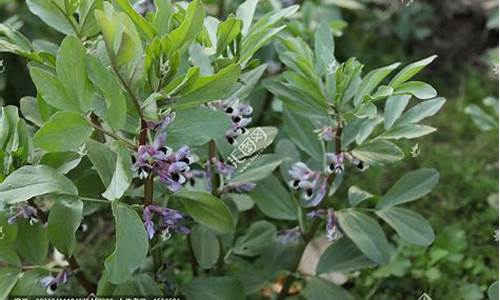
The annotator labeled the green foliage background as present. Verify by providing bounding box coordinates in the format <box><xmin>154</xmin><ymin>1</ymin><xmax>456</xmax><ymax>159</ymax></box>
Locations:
<box><xmin>0</xmin><ymin>0</ymin><xmax>497</xmax><ymax>299</ymax></box>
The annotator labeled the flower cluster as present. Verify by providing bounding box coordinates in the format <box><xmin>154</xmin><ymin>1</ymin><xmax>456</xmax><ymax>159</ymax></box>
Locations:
<box><xmin>211</xmin><ymin>100</ymin><xmax>253</xmax><ymax>144</ymax></box>
<box><xmin>7</xmin><ymin>203</ymin><xmax>39</xmax><ymax>225</ymax></box>
<box><xmin>325</xmin><ymin>153</ymin><xmax>344</xmax><ymax>175</ymax></box>
<box><xmin>314</xmin><ymin>125</ymin><xmax>336</xmax><ymax>141</ymax></box>
<box><xmin>210</xmin><ymin>159</ymin><xmax>256</xmax><ymax>194</ymax></box>
<box><xmin>132</xmin><ymin>133</ymin><xmax>196</xmax><ymax>192</ymax></box>
<box><xmin>307</xmin><ymin>208</ymin><xmax>343</xmax><ymax>241</ymax></box>
<box><xmin>288</xmin><ymin>162</ymin><xmax>327</xmax><ymax>207</ymax></box>
<box><xmin>40</xmin><ymin>269</ymin><xmax>71</xmax><ymax>295</ymax></box>
<box><xmin>143</xmin><ymin>205</ymin><xmax>190</xmax><ymax>240</ymax></box>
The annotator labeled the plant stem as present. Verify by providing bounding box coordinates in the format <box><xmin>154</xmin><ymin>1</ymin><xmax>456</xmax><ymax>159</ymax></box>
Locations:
<box><xmin>90</xmin><ymin>113</ymin><xmax>106</xmax><ymax>143</ymax></box>
<box><xmin>208</xmin><ymin>140</ymin><xmax>220</xmax><ymax>195</ymax></box>
<box><xmin>187</xmin><ymin>237</ymin><xmax>198</xmax><ymax>276</ymax></box>
<box><xmin>277</xmin><ymin>124</ymin><xmax>343</xmax><ymax>300</ymax></box>
<box><xmin>68</xmin><ymin>256</ymin><xmax>97</xmax><ymax>294</ymax></box>
<box><xmin>86</xmin><ymin>119</ymin><xmax>137</xmax><ymax>150</ymax></box>
<box><xmin>28</xmin><ymin>199</ymin><xmax>96</xmax><ymax>293</ymax></box>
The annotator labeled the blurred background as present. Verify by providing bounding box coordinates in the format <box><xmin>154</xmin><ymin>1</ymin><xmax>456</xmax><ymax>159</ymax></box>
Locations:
<box><xmin>0</xmin><ymin>0</ymin><xmax>498</xmax><ymax>299</ymax></box>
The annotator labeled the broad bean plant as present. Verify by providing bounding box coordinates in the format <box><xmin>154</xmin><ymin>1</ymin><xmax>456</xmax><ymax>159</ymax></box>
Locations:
<box><xmin>0</xmin><ymin>0</ymin><xmax>445</xmax><ymax>299</ymax></box>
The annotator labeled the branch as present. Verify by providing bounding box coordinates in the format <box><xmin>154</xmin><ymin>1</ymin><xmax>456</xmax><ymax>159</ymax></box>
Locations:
<box><xmin>28</xmin><ymin>200</ymin><xmax>97</xmax><ymax>294</ymax></box>
<box><xmin>86</xmin><ymin>119</ymin><xmax>137</xmax><ymax>150</ymax></box>
<box><xmin>277</xmin><ymin>124</ymin><xmax>343</xmax><ymax>300</ymax></box>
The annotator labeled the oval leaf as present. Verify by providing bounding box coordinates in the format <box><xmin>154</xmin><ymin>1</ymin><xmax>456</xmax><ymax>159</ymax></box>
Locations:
<box><xmin>105</xmin><ymin>201</ymin><xmax>149</xmax><ymax>284</ymax></box>
<box><xmin>377</xmin><ymin>168</ymin><xmax>439</xmax><ymax>209</ymax></box>
<box><xmin>376</xmin><ymin>207</ymin><xmax>434</xmax><ymax>246</ymax></box>
<box><xmin>337</xmin><ymin>210</ymin><xmax>391</xmax><ymax>265</ymax></box>
<box><xmin>0</xmin><ymin>165</ymin><xmax>78</xmax><ymax>204</ymax></box>
<box><xmin>177</xmin><ymin>191</ymin><xmax>234</xmax><ymax>234</ymax></box>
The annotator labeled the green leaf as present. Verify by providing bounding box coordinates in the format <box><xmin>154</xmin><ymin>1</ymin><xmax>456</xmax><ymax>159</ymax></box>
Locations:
<box><xmin>236</xmin><ymin>0</ymin><xmax>258</xmax><ymax>35</ymax></box>
<box><xmin>40</xmin><ymin>152</ymin><xmax>83</xmax><ymax>175</ymax></box>
<box><xmin>384</xmin><ymin>95</ymin><xmax>411</xmax><ymax>129</ymax></box>
<box><xmin>48</xmin><ymin>195</ymin><xmax>83</xmax><ymax>256</ymax></box>
<box><xmin>376</xmin><ymin>207</ymin><xmax>434</xmax><ymax>246</ymax></box>
<box><xmin>216</xmin><ymin>18</ymin><xmax>242</xmax><ymax>56</ymax></box>
<box><xmin>167</xmin><ymin>107</ymin><xmax>231</xmax><ymax>148</ymax></box>
<box><xmin>102</xmin><ymin>144</ymin><xmax>133</xmax><ymax>201</ymax></box>
<box><xmin>29</xmin><ymin>66</ymin><xmax>78</xmax><ymax>112</ymax></box>
<box><xmin>380</xmin><ymin>124</ymin><xmax>436</xmax><ymax>140</ymax></box>
<box><xmin>466</xmin><ymin>104</ymin><xmax>498</xmax><ymax>131</ymax></box>
<box><xmin>354</xmin><ymin>62</ymin><xmax>400</xmax><ymax>106</ymax></box>
<box><xmin>348</xmin><ymin>185</ymin><xmax>374</xmax><ymax>207</ymax></box>
<box><xmin>303</xmin><ymin>277</ymin><xmax>353</xmax><ymax>300</ymax></box>
<box><xmin>86</xmin><ymin>54</ymin><xmax>127</xmax><ymax>131</ymax></box>
<box><xmin>240</xmin><ymin>26</ymin><xmax>286</xmax><ymax>66</ymax></box>
<box><xmin>316</xmin><ymin>237</ymin><xmax>375</xmax><ymax>274</ymax></box>
<box><xmin>377</xmin><ymin>168</ymin><xmax>439</xmax><ymax>209</ymax></box>
<box><xmin>0</xmin><ymin>212</ymin><xmax>18</xmax><ymax>245</ymax></box>
<box><xmin>337</xmin><ymin>210</ymin><xmax>391</xmax><ymax>265</ymax></box>
<box><xmin>57</xmin><ymin>35</ymin><xmax>94</xmax><ymax>112</ymax></box>
<box><xmin>488</xmin><ymin>281</ymin><xmax>499</xmax><ymax>300</ymax></box>
<box><xmin>113</xmin><ymin>274</ymin><xmax>163</xmax><ymax>295</ymax></box>
<box><xmin>177</xmin><ymin>191</ymin><xmax>234</xmax><ymax>234</ymax></box>
<box><xmin>168</xmin><ymin>0</ymin><xmax>205</xmax><ymax>52</ymax></box>
<box><xmin>115</xmin><ymin>0</ymin><xmax>156</xmax><ymax>40</ymax></box>
<box><xmin>394</xmin><ymin>81</ymin><xmax>437</xmax><ymax>99</ymax></box>
<box><xmin>0</xmin><ymin>244</ymin><xmax>22</xmax><ymax>267</ymax></box>
<box><xmin>105</xmin><ymin>200</ymin><xmax>148</xmax><ymax>284</ymax></box>
<box><xmin>227</xmin><ymin>64</ymin><xmax>267</xmax><ymax>102</ymax></box>
<box><xmin>15</xmin><ymin>220</ymin><xmax>48</xmax><ymax>265</ymax></box>
<box><xmin>314</xmin><ymin>22</ymin><xmax>335</xmax><ymax>76</ymax></box>
<box><xmin>26</xmin><ymin>0</ymin><xmax>75</xmax><ymax>35</ymax></box>
<box><xmin>228</xmin><ymin>154</ymin><xmax>285</xmax><ymax>185</ymax></box>
<box><xmin>183</xmin><ymin>277</ymin><xmax>245</xmax><ymax>300</ymax></box>
<box><xmin>283</xmin><ymin>108</ymin><xmax>323</xmax><ymax>159</ymax></box>
<box><xmin>233</xmin><ymin>220</ymin><xmax>277</xmax><ymax>256</ymax></box>
<box><xmin>0</xmin><ymin>267</ymin><xmax>21</xmax><ymax>299</ymax></box>
<box><xmin>173</xmin><ymin>64</ymin><xmax>241</xmax><ymax>109</ymax></box>
<box><xmin>20</xmin><ymin>96</ymin><xmax>43</xmax><ymax>127</ymax></box>
<box><xmin>10</xmin><ymin>269</ymin><xmax>49</xmax><ymax>295</ymax></box>
<box><xmin>220</xmin><ymin>127</ymin><xmax>278</xmax><ymax>163</ymax></box>
<box><xmin>351</xmin><ymin>139</ymin><xmax>404</xmax><ymax>165</ymax></box>
<box><xmin>86</xmin><ymin>139</ymin><xmax>117</xmax><ymax>187</ymax></box>
<box><xmin>0</xmin><ymin>165</ymin><xmax>78</xmax><ymax>204</ymax></box>
<box><xmin>250</xmin><ymin>175</ymin><xmax>297</xmax><ymax>220</ymax></box>
<box><xmin>397</xmin><ymin>97</ymin><xmax>446</xmax><ymax>125</ymax></box>
<box><xmin>389</xmin><ymin>55</ymin><xmax>437</xmax><ymax>88</ymax></box>
<box><xmin>190</xmin><ymin>225</ymin><xmax>220</xmax><ymax>269</ymax></box>
<box><xmin>34</xmin><ymin>111</ymin><xmax>92</xmax><ymax>152</ymax></box>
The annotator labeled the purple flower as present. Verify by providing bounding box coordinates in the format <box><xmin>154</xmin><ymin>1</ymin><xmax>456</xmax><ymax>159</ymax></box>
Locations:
<box><xmin>40</xmin><ymin>269</ymin><xmax>71</xmax><ymax>295</ymax></box>
<box><xmin>325</xmin><ymin>153</ymin><xmax>344</xmax><ymax>175</ymax></box>
<box><xmin>147</xmin><ymin>111</ymin><xmax>176</xmax><ymax>131</ymax></box>
<box><xmin>7</xmin><ymin>203</ymin><xmax>38</xmax><ymax>225</ymax></box>
<box><xmin>325</xmin><ymin>209</ymin><xmax>342</xmax><ymax>241</ymax></box>
<box><xmin>346</xmin><ymin>153</ymin><xmax>368</xmax><ymax>171</ymax></box>
<box><xmin>223</xmin><ymin>182</ymin><xmax>256</xmax><ymax>194</ymax></box>
<box><xmin>143</xmin><ymin>205</ymin><xmax>190</xmax><ymax>240</ymax></box>
<box><xmin>314</xmin><ymin>125</ymin><xmax>336</xmax><ymax>141</ymax></box>
<box><xmin>132</xmin><ymin>133</ymin><xmax>196</xmax><ymax>192</ymax></box>
<box><xmin>288</xmin><ymin>162</ymin><xmax>327</xmax><ymax>207</ymax></box>
<box><xmin>133</xmin><ymin>0</ymin><xmax>155</xmax><ymax>16</ymax></box>
<box><xmin>278</xmin><ymin>227</ymin><xmax>301</xmax><ymax>244</ymax></box>
<box><xmin>307</xmin><ymin>209</ymin><xmax>343</xmax><ymax>241</ymax></box>
<box><xmin>210</xmin><ymin>100</ymin><xmax>253</xmax><ymax>144</ymax></box>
